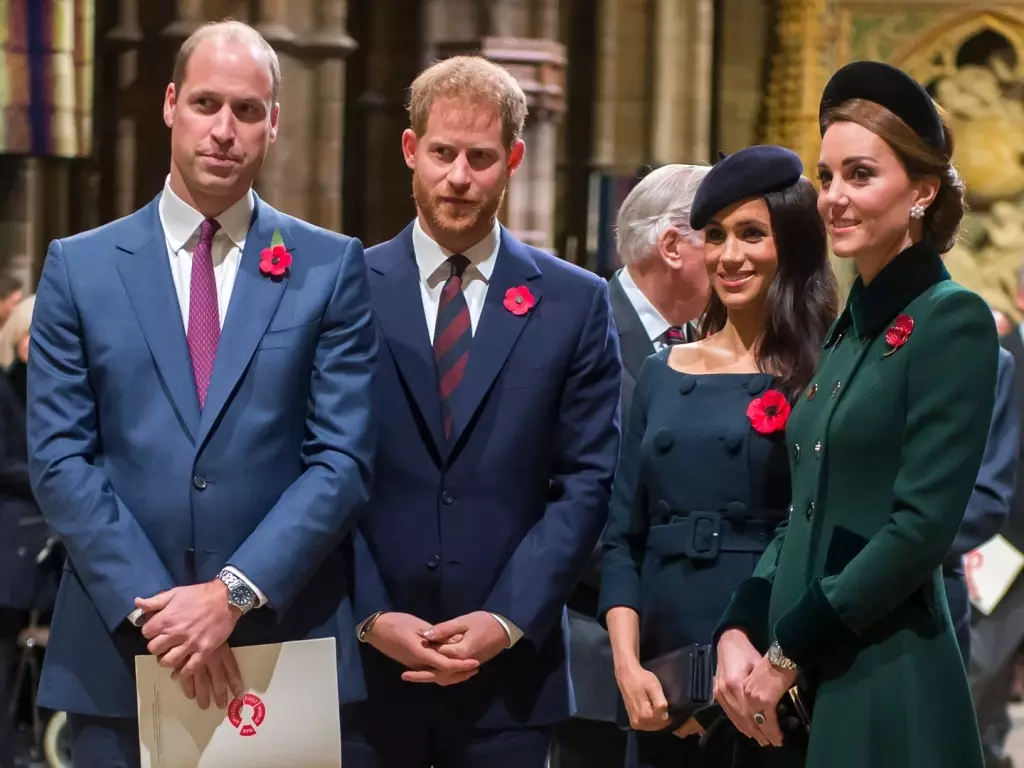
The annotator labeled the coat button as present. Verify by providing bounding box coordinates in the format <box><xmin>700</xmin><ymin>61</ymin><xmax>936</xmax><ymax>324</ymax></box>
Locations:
<box><xmin>787</xmin><ymin>503</ymin><xmax>794</xmax><ymax>515</ymax></box>
<box><xmin>805</xmin><ymin>501</ymin><xmax>815</xmax><ymax>521</ymax></box>
<box><xmin>831</xmin><ymin>381</ymin><xmax>842</xmax><ymax>397</ymax></box>
<box><xmin>793</xmin><ymin>443</ymin><xmax>801</xmax><ymax>463</ymax></box>
<box><xmin>427</xmin><ymin>556</ymin><xmax>439</xmax><ymax>569</ymax></box>
<box><xmin>807</xmin><ymin>384</ymin><xmax>817</xmax><ymax>400</ymax></box>
<box><xmin>726</xmin><ymin>501</ymin><xmax>746</xmax><ymax>516</ymax></box>
<box><xmin>679</xmin><ymin>375</ymin><xmax>697</xmax><ymax>395</ymax></box>
<box><xmin>814</xmin><ymin>441</ymin><xmax>822</xmax><ymax>457</ymax></box>
<box><xmin>653</xmin><ymin>430</ymin><xmax>674</xmax><ymax>454</ymax></box>
<box><xmin>193</xmin><ymin>476</ymin><xmax>207</xmax><ymax>490</ymax></box>
<box><xmin>441</xmin><ymin>490</ymin><xmax>454</xmax><ymax>505</ymax></box>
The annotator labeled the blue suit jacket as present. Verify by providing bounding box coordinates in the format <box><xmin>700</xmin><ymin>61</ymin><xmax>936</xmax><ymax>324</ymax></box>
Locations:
<box><xmin>27</xmin><ymin>194</ymin><xmax>377</xmax><ymax>718</ymax></box>
<box><xmin>353</xmin><ymin>223</ymin><xmax>621</xmax><ymax>728</ymax></box>
<box><xmin>949</xmin><ymin>346</ymin><xmax>1019</xmax><ymax>561</ymax></box>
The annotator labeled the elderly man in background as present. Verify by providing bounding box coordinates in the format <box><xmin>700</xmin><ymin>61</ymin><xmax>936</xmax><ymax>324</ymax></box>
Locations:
<box><xmin>551</xmin><ymin>164</ymin><xmax>711</xmax><ymax>768</ymax></box>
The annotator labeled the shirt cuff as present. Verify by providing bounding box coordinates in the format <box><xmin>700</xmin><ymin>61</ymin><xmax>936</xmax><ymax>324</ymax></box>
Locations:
<box><xmin>489</xmin><ymin>613</ymin><xmax>523</xmax><ymax>648</ymax></box>
<box><xmin>223</xmin><ymin>566</ymin><xmax>268</xmax><ymax>608</ymax></box>
<box><xmin>128</xmin><ymin>608</ymin><xmax>145</xmax><ymax>627</ymax></box>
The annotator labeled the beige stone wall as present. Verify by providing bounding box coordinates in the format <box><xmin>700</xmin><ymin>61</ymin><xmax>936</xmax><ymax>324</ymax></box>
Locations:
<box><xmin>716</xmin><ymin>0</ymin><xmax>770</xmax><ymax>152</ymax></box>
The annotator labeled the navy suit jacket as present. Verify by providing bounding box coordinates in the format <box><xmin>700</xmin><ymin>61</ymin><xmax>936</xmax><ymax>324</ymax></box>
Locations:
<box><xmin>949</xmin><ymin>346</ymin><xmax>1019</xmax><ymax>561</ymax></box>
<box><xmin>353</xmin><ymin>222</ymin><xmax>621</xmax><ymax>729</ymax></box>
<box><xmin>27</xmin><ymin>194</ymin><xmax>377</xmax><ymax>718</ymax></box>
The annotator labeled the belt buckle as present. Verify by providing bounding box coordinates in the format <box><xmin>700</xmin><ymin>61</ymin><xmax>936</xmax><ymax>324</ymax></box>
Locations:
<box><xmin>684</xmin><ymin>511</ymin><xmax>721</xmax><ymax>560</ymax></box>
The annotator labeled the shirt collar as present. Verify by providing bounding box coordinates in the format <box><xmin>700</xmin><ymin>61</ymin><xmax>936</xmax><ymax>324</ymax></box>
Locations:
<box><xmin>825</xmin><ymin>240</ymin><xmax>949</xmax><ymax>346</ymax></box>
<box><xmin>618</xmin><ymin>265</ymin><xmax>672</xmax><ymax>343</ymax></box>
<box><xmin>158</xmin><ymin>176</ymin><xmax>255</xmax><ymax>252</ymax></box>
<box><xmin>412</xmin><ymin>218</ymin><xmax>501</xmax><ymax>285</ymax></box>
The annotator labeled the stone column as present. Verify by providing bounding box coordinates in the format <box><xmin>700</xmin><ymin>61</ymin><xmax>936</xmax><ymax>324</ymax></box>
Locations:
<box><xmin>650</xmin><ymin>0</ymin><xmax>715</xmax><ymax>165</ymax></box>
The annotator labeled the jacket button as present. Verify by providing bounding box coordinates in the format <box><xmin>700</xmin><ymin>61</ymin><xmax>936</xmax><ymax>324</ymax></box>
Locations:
<box><xmin>805</xmin><ymin>501</ymin><xmax>815</xmax><ymax>521</ymax></box>
<box><xmin>793</xmin><ymin>443</ymin><xmax>801</xmax><ymax>463</ymax></box>
<box><xmin>441</xmin><ymin>491</ymin><xmax>454</xmax><ymax>505</ymax></box>
<box><xmin>831</xmin><ymin>381</ymin><xmax>842</xmax><ymax>397</ymax></box>
<box><xmin>807</xmin><ymin>384</ymin><xmax>817</xmax><ymax>400</ymax></box>
<box><xmin>787</xmin><ymin>503</ymin><xmax>794</xmax><ymax>516</ymax></box>
<box><xmin>193</xmin><ymin>476</ymin><xmax>207</xmax><ymax>490</ymax></box>
<box><xmin>814</xmin><ymin>441</ymin><xmax>822</xmax><ymax>457</ymax></box>
<box><xmin>427</xmin><ymin>555</ymin><xmax>440</xmax><ymax>569</ymax></box>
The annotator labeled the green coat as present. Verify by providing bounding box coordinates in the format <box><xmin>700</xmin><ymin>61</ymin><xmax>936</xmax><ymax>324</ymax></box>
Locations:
<box><xmin>718</xmin><ymin>242</ymin><xmax>998</xmax><ymax>767</ymax></box>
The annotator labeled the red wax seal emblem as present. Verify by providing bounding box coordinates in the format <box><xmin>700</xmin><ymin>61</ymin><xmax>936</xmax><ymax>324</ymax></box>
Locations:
<box><xmin>227</xmin><ymin>693</ymin><xmax>266</xmax><ymax>737</ymax></box>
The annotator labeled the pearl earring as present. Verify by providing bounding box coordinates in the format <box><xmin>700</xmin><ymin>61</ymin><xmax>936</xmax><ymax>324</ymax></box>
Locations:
<box><xmin>910</xmin><ymin>204</ymin><xmax>926</xmax><ymax>220</ymax></box>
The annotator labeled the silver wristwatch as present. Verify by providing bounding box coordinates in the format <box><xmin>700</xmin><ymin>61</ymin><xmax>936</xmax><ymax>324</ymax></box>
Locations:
<box><xmin>217</xmin><ymin>569</ymin><xmax>256</xmax><ymax>615</ymax></box>
<box><xmin>767</xmin><ymin>641</ymin><xmax>798</xmax><ymax>670</ymax></box>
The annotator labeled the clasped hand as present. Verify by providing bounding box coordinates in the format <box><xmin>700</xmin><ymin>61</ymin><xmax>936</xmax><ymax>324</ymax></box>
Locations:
<box><xmin>136</xmin><ymin>581</ymin><xmax>244</xmax><ymax>710</ymax></box>
<box><xmin>713</xmin><ymin>629</ymin><xmax>798</xmax><ymax>748</ymax></box>
<box><xmin>367</xmin><ymin>611</ymin><xmax>510</xmax><ymax>686</ymax></box>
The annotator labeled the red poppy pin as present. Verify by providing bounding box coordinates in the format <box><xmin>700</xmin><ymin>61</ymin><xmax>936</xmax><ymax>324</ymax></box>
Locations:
<box><xmin>747</xmin><ymin>390</ymin><xmax>791</xmax><ymax>435</ymax></box>
<box><xmin>259</xmin><ymin>228</ymin><xmax>291</xmax><ymax>279</ymax></box>
<box><xmin>504</xmin><ymin>285</ymin><xmax>535</xmax><ymax>316</ymax></box>
<box><xmin>884</xmin><ymin>314</ymin><xmax>914</xmax><ymax>357</ymax></box>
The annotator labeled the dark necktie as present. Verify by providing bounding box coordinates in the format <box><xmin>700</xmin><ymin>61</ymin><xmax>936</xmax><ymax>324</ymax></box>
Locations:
<box><xmin>433</xmin><ymin>254</ymin><xmax>472</xmax><ymax>439</ymax></box>
<box><xmin>663</xmin><ymin>326</ymin><xmax>688</xmax><ymax>346</ymax></box>
<box><xmin>188</xmin><ymin>218</ymin><xmax>221</xmax><ymax>409</ymax></box>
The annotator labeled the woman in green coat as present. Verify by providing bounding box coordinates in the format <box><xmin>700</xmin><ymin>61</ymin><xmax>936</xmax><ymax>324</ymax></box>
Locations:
<box><xmin>712</xmin><ymin>61</ymin><xmax>997</xmax><ymax>767</ymax></box>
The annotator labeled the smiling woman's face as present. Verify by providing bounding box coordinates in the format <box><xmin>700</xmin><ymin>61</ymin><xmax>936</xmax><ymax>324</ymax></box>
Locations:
<box><xmin>703</xmin><ymin>197</ymin><xmax>778</xmax><ymax>313</ymax></box>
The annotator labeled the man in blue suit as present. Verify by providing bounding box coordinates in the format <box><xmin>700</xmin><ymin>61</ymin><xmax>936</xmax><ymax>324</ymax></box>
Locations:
<box><xmin>27</xmin><ymin>21</ymin><xmax>376</xmax><ymax>766</ymax></box>
<box><xmin>342</xmin><ymin>56</ymin><xmax>622</xmax><ymax>768</ymax></box>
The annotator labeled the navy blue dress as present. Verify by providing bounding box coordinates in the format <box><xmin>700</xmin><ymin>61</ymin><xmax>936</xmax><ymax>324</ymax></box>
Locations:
<box><xmin>599</xmin><ymin>350</ymin><xmax>791</xmax><ymax>768</ymax></box>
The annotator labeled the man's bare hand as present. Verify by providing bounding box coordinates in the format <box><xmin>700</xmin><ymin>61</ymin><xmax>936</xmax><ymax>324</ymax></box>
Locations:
<box><xmin>137</xmin><ymin>581</ymin><xmax>240</xmax><ymax>675</ymax></box>
<box><xmin>409</xmin><ymin>611</ymin><xmax>508</xmax><ymax>682</ymax></box>
<box><xmin>176</xmin><ymin>644</ymin><xmax>245</xmax><ymax>710</ymax></box>
<box><xmin>366</xmin><ymin>613</ymin><xmax>479</xmax><ymax>686</ymax></box>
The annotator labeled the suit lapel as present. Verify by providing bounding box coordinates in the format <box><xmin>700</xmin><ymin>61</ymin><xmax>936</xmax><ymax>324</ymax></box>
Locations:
<box><xmin>197</xmin><ymin>195</ymin><xmax>290</xmax><ymax>449</ymax></box>
<box><xmin>449</xmin><ymin>229</ymin><xmax>541</xmax><ymax>449</ymax></box>
<box><xmin>369</xmin><ymin>224</ymin><xmax>447</xmax><ymax>455</ymax></box>
<box><xmin>608</xmin><ymin>271</ymin><xmax>655</xmax><ymax>380</ymax></box>
<box><xmin>115</xmin><ymin>198</ymin><xmax>201</xmax><ymax>441</ymax></box>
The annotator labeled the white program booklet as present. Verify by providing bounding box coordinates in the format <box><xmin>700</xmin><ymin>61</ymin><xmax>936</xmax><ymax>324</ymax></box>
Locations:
<box><xmin>136</xmin><ymin>637</ymin><xmax>341</xmax><ymax>767</ymax></box>
<box><xmin>965</xmin><ymin>534</ymin><xmax>1024</xmax><ymax>616</ymax></box>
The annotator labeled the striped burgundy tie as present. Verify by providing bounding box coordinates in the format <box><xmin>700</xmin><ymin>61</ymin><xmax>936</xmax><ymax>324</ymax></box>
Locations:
<box><xmin>433</xmin><ymin>254</ymin><xmax>472</xmax><ymax>439</ymax></box>
<box><xmin>663</xmin><ymin>326</ymin><xmax>687</xmax><ymax>346</ymax></box>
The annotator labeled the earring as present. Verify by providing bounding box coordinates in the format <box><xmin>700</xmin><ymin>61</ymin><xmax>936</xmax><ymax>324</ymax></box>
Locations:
<box><xmin>910</xmin><ymin>204</ymin><xmax>926</xmax><ymax>220</ymax></box>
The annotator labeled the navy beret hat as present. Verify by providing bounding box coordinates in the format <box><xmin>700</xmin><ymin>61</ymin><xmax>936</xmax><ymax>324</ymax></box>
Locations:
<box><xmin>818</xmin><ymin>60</ymin><xmax>945</xmax><ymax>149</ymax></box>
<box><xmin>689</xmin><ymin>145</ymin><xmax>804</xmax><ymax>231</ymax></box>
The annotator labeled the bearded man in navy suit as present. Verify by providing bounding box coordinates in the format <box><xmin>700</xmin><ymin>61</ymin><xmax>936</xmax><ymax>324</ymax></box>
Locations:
<box><xmin>343</xmin><ymin>56</ymin><xmax>622</xmax><ymax>768</ymax></box>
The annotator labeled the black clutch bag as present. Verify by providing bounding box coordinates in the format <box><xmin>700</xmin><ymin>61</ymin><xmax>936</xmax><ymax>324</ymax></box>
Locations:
<box><xmin>617</xmin><ymin>643</ymin><xmax>715</xmax><ymax>731</ymax></box>
<box><xmin>696</xmin><ymin>683</ymin><xmax>813</xmax><ymax>751</ymax></box>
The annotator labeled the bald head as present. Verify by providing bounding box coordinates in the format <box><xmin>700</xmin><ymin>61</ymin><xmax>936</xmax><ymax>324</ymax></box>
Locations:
<box><xmin>173</xmin><ymin>20</ymin><xmax>281</xmax><ymax>104</ymax></box>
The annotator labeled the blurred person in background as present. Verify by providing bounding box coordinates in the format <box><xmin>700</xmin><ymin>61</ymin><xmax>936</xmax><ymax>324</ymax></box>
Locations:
<box><xmin>551</xmin><ymin>163</ymin><xmax>711</xmax><ymax>768</ymax></box>
<box><xmin>0</xmin><ymin>275</ymin><xmax>24</xmax><ymax>330</ymax></box>
<box><xmin>0</xmin><ymin>294</ymin><xmax>60</xmax><ymax>768</ymax></box>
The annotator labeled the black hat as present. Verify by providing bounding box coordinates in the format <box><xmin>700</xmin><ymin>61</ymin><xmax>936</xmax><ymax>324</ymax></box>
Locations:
<box><xmin>689</xmin><ymin>145</ymin><xmax>803</xmax><ymax>231</ymax></box>
<box><xmin>818</xmin><ymin>60</ymin><xmax>945</xmax><ymax>149</ymax></box>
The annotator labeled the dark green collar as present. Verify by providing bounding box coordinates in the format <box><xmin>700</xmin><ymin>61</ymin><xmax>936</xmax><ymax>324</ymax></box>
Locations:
<box><xmin>824</xmin><ymin>241</ymin><xmax>949</xmax><ymax>346</ymax></box>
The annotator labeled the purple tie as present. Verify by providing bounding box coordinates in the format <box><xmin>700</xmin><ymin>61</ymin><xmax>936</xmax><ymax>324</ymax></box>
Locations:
<box><xmin>188</xmin><ymin>218</ymin><xmax>221</xmax><ymax>409</ymax></box>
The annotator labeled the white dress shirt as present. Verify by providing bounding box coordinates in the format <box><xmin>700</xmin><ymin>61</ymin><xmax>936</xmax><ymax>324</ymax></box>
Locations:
<box><xmin>127</xmin><ymin>178</ymin><xmax>267</xmax><ymax>626</ymax></box>
<box><xmin>618</xmin><ymin>264</ymin><xmax>675</xmax><ymax>351</ymax></box>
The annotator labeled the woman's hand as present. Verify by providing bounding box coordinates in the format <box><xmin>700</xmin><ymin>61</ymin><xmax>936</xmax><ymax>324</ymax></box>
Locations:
<box><xmin>741</xmin><ymin>654</ymin><xmax>799</xmax><ymax>747</ymax></box>
<box><xmin>615</xmin><ymin>662</ymin><xmax>671</xmax><ymax>731</ymax></box>
<box><xmin>714</xmin><ymin>629</ymin><xmax>769</xmax><ymax>746</ymax></box>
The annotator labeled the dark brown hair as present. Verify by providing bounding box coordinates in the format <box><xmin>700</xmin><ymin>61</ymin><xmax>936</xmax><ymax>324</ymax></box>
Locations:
<box><xmin>821</xmin><ymin>98</ymin><xmax>965</xmax><ymax>253</ymax></box>
<box><xmin>697</xmin><ymin>178</ymin><xmax>839</xmax><ymax>399</ymax></box>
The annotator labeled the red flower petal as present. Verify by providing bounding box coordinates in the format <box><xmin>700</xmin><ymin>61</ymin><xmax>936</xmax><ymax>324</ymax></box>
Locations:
<box><xmin>885</xmin><ymin>314</ymin><xmax>914</xmax><ymax>349</ymax></box>
<box><xmin>503</xmin><ymin>285</ymin><xmax>535</xmax><ymax>316</ymax></box>
<box><xmin>747</xmin><ymin>390</ymin><xmax>791</xmax><ymax>434</ymax></box>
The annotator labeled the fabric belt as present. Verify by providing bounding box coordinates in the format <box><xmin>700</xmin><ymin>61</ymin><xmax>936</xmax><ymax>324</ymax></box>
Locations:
<box><xmin>648</xmin><ymin>509</ymin><xmax>785</xmax><ymax>560</ymax></box>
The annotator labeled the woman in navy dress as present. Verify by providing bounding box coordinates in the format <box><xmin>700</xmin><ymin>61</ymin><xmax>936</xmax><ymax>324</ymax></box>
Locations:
<box><xmin>599</xmin><ymin>145</ymin><xmax>838</xmax><ymax>768</ymax></box>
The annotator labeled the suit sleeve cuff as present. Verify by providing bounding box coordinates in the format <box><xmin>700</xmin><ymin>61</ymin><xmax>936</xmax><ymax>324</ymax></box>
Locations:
<box><xmin>128</xmin><ymin>608</ymin><xmax>145</xmax><ymax>627</ymax></box>
<box><xmin>224</xmin><ymin>566</ymin><xmax>269</xmax><ymax>608</ymax></box>
<box><xmin>489</xmin><ymin>613</ymin><xmax>523</xmax><ymax>648</ymax></box>
<box><xmin>712</xmin><ymin>577</ymin><xmax>773</xmax><ymax>653</ymax></box>
<box><xmin>772</xmin><ymin>578</ymin><xmax>858</xmax><ymax>668</ymax></box>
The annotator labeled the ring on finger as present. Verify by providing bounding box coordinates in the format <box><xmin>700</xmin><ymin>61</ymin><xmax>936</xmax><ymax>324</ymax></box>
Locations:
<box><xmin>753</xmin><ymin>711</ymin><xmax>766</xmax><ymax>726</ymax></box>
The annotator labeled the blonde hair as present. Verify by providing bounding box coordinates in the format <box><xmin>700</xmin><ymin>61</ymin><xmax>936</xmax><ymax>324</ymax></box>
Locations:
<box><xmin>408</xmin><ymin>56</ymin><xmax>528</xmax><ymax>149</ymax></box>
<box><xmin>0</xmin><ymin>294</ymin><xmax>34</xmax><ymax>369</ymax></box>
<box><xmin>173</xmin><ymin>20</ymin><xmax>281</xmax><ymax>102</ymax></box>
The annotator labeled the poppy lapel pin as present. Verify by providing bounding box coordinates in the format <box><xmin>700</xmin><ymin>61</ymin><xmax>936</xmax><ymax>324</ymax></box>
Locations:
<box><xmin>747</xmin><ymin>389</ymin><xmax>791</xmax><ymax>435</ymax></box>
<box><xmin>503</xmin><ymin>285</ymin><xmax>535</xmax><ymax>316</ymax></box>
<box><xmin>883</xmin><ymin>314</ymin><xmax>914</xmax><ymax>357</ymax></box>
<box><xmin>259</xmin><ymin>228</ymin><xmax>291</xmax><ymax>279</ymax></box>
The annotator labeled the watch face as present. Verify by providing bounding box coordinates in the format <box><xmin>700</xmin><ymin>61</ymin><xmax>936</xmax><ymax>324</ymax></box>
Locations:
<box><xmin>231</xmin><ymin>585</ymin><xmax>255</xmax><ymax>607</ymax></box>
